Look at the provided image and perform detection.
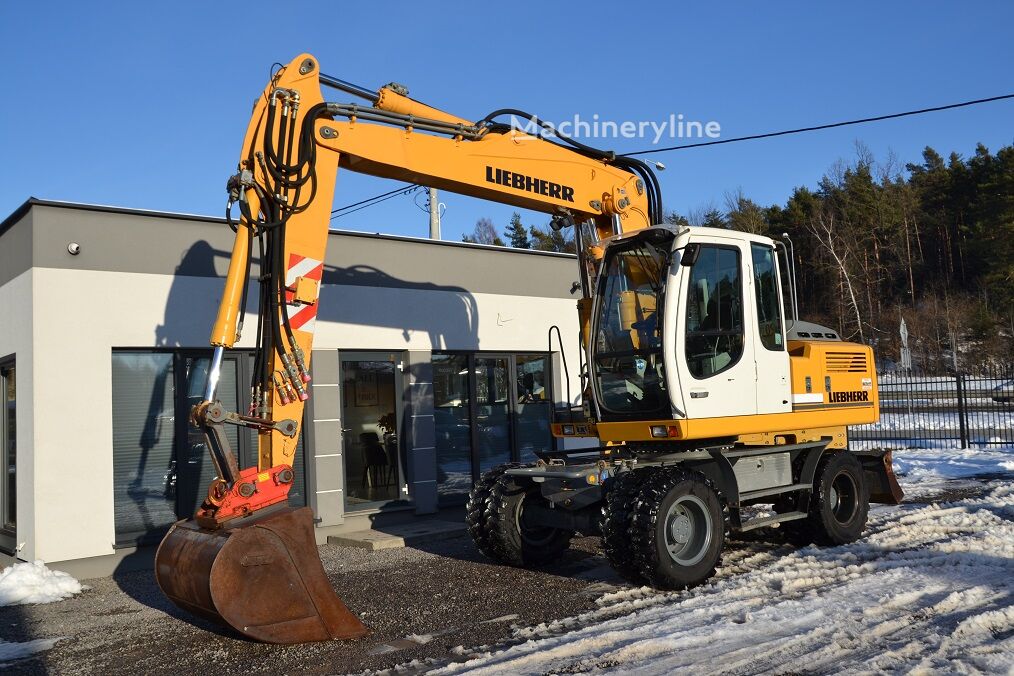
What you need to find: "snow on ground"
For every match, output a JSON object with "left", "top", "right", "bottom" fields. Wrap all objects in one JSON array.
[
  {"left": 0, "top": 560, "right": 84, "bottom": 606},
  {"left": 434, "top": 447, "right": 1014, "bottom": 675},
  {"left": 892, "top": 446, "right": 1014, "bottom": 498},
  {"left": 0, "top": 563, "right": 81, "bottom": 666},
  {"left": 0, "top": 638, "right": 63, "bottom": 668}
]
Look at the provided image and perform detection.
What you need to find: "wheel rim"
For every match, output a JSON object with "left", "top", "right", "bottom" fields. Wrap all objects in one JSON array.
[
  {"left": 829, "top": 471, "right": 858, "bottom": 524},
  {"left": 664, "top": 495, "right": 712, "bottom": 566}
]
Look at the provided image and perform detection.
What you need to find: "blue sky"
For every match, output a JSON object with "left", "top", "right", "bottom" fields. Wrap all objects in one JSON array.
[{"left": 2, "top": 2, "right": 1012, "bottom": 242}]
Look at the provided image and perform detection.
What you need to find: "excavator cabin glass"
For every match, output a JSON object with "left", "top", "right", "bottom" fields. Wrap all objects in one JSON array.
[{"left": 592, "top": 235, "right": 673, "bottom": 417}]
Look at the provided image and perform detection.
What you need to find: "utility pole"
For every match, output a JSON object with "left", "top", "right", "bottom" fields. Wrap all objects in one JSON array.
[{"left": 428, "top": 187, "right": 441, "bottom": 240}]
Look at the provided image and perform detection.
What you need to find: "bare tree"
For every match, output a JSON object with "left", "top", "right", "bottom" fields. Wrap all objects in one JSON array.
[{"left": 807, "top": 210, "right": 864, "bottom": 343}]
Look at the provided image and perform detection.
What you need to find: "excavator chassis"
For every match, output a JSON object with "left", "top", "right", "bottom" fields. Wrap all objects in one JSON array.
[
  {"left": 155, "top": 505, "right": 367, "bottom": 643},
  {"left": 468, "top": 443, "right": 903, "bottom": 590}
]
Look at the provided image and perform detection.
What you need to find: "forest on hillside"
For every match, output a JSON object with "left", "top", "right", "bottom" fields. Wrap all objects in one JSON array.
[{"left": 465, "top": 141, "right": 1014, "bottom": 371}]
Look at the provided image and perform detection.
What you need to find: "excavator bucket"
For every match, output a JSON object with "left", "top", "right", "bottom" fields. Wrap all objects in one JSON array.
[{"left": 155, "top": 505, "right": 368, "bottom": 643}]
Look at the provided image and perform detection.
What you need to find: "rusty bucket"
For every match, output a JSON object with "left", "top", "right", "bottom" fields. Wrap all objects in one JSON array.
[{"left": 155, "top": 506, "right": 368, "bottom": 643}]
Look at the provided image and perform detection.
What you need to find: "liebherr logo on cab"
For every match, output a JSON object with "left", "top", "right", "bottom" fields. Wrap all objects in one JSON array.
[
  {"left": 485, "top": 166, "right": 575, "bottom": 202},
  {"left": 829, "top": 390, "right": 870, "bottom": 403}
]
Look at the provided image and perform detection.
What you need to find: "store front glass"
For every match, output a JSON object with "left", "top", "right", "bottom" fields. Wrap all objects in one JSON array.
[{"left": 434, "top": 352, "right": 554, "bottom": 504}]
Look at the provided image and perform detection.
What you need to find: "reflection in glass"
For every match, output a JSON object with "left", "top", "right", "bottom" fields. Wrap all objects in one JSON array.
[
  {"left": 515, "top": 355, "right": 551, "bottom": 464},
  {"left": 433, "top": 354, "right": 472, "bottom": 503},
  {"left": 475, "top": 357, "right": 511, "bottom": 474},
  {"left": 112, "top": 353, "right": 177, "bottom": 544},
  {"left": 593, "top": 239, "right": 669, "bottom": 414},
  {"left": 751, "top": 243, "right": 784, "bottom": 352}
]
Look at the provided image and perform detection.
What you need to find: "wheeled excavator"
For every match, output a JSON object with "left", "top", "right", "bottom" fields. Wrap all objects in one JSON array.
[{"left": 155, "top": 54, "right": 904, "bottom": 644}]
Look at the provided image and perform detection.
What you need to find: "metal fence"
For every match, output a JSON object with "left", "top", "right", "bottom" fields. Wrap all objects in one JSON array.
[{"left": 850, "top": 365, "right": 1014, "bottom": 449}]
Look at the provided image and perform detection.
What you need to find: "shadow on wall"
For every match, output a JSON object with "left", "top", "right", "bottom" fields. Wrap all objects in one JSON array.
[
  {"left": 156, "top": 240, "right": 220, "bottom": 348},
  {"left": 320, "top": 264, "right": 480, "bottom": 350},
  {"left": 153, "top": 241, "right": 481, "bottom": 351}
]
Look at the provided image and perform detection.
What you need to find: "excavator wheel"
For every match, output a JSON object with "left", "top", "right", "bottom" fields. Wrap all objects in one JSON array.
[
  {"left": 466, "top": 463, "right": 518, "bottom": 560},
  {"left": 485, "top": 472, "right": 573, "bottom": 566},
  {"left": 155, "top": 505, "right": 368, "bottom": 644},
  {"left": 782, "top": 451, "right": 870, "bottom": 546},
  {"left": 601, "top": 468, "right": 651, "bottom": 585},
  {"left": 629, "top": 467, "right": 724, "bottom": 590}
]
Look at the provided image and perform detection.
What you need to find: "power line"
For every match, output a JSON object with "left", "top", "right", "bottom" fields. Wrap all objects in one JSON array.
[
  {"left": 328, "top": 92, "right": 1014, "bottom": 218},
  {"left": 330, "top": 184, "right": 419, "bottom": 220},
  {"left": 621, "top": 93, "right": 1014, "bottom": 157}
]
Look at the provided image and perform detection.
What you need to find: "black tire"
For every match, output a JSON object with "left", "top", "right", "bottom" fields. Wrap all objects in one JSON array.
[
  {"left": 786, "top": 451, "right": 869, "bottom": 546},
  {"left": 630, "top": 467, "right": 724, "bottom": 590},
  {"left": 466, "top": 463, "right": 517, "bottom": 559},
  {"left": 601, "top": 468, "right": 651, "bottom": 584},
  {"left": 486, "top": 473, "right": 573, "bottom": 566}
]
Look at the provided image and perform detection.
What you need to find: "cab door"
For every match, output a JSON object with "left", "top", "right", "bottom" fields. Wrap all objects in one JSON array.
[
  {"left": 749, "top": 243, "right": 792, "bottom": 414},
  {"left": 671, "top": 236, "right": 757, "bottom": 420}
]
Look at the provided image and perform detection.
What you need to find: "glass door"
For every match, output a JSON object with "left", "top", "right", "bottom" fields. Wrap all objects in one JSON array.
[
  {"left": 474, "top": 356, "right": 512, "bottom": 474},
  {"left": 434, "top": 352, "right": 555, "bottom": 505},
  {"left": 514, "top": 354, "right": 553, "bottom": 464},
  {"left": 340, "top": 354, "right": 405, "bottom": 510},
  {"left": 434, "top": 354, "right": 473, "bottom": 503}
]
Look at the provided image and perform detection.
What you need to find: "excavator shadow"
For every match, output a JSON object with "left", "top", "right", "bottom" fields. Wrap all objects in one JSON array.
[
  {"left": 386, "top": 521, "right": 627, "bottom": 586},
  {"left": 111, "top": 549, "right": 240, "bottom": 640}
]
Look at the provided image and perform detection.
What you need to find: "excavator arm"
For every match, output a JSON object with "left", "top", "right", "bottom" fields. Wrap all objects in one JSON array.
[{"left": 155, "top": 53, "right": 660, "bottom": 644}]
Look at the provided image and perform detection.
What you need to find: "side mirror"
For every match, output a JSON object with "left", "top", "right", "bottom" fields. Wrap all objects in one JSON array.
[{"left": 680, "top": 242, "right": 702, "bottom": 267}]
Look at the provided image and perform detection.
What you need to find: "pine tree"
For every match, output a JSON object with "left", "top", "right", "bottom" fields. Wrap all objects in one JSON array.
[
  {"left": 505, "top": 212, "right": 531, "bottom": 249},
  {"left": 529, "top": 223, "right": 574, "bottom": 253}
]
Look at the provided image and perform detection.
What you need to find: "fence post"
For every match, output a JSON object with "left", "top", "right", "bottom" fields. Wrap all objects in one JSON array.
[{"left": 955, "top": 373, "right": 969, "bottom": 448}]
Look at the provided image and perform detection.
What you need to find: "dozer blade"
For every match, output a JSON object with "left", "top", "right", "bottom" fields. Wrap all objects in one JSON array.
[{"left": 155, "top": 505, "right": 368, "bottom": 643}]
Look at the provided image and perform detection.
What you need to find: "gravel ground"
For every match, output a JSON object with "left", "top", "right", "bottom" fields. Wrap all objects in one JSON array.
[
  {"left": 0, "top": 531, "right": 621, "bottom": 675},
  {"left": 1, "top": 478, "right": 998, "bottom": 675}
]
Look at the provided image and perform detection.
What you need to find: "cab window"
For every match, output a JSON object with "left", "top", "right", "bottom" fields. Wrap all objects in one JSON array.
[
  {"left": 685, "top": 245, "right": 744, "bottom": 378},
  {"left": 750, "top": 244, "right": 784, "bottom": 351}
]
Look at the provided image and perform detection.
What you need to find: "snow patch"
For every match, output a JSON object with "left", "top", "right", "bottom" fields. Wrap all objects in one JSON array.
[
  {"left": 0, "top": 637, "right": 62, "bottom": 665},
  {"left": 0, "top": 561, "right": 84, "bottom": 606},
  {"left": 432, "top": 451, "right": 1014, "bottom": 675}
]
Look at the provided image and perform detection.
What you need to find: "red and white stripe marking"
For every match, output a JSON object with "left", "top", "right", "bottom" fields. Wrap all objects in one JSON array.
[{"left": 284, "top": 254, "right": 323, "bottom": 332}]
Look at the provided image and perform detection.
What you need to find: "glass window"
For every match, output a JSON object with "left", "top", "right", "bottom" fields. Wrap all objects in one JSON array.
[
  {"left": 515, "top": 355, "right": 551, "bottom": 464},
  {"left": 751, "top": 244, "right": 784, "bottom": 351},
  {"left": 112, "top": 350, "right": 306, "bottom": 545},
  {"left": 1, "top": 361, "right": 15, "bottom": 546},
  {"left": 433, "top": 354, "right": 472, "bottom": 503},
  {"left": 685, "top": 246, "right": 745, "bottom": 378},
  {"left": 112, "top": 352, "right": 178, "bottom": 544},
  {"left": 593, "top": 240, "right": 670, "bottom": 414}
]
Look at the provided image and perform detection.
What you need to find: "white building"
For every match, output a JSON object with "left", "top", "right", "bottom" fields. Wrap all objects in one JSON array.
[{"left": 0, "top": 199, "right": 584, "bottom": 577}]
